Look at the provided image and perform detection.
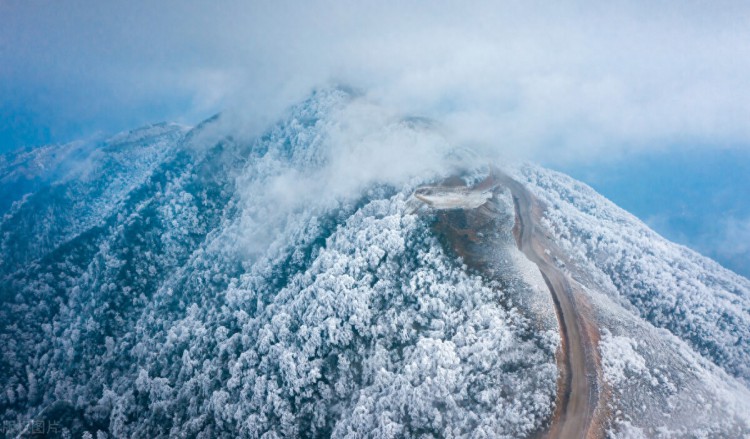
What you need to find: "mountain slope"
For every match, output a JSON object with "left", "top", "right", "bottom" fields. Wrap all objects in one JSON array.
[
  {"left": 0, "top": 90, "right": 558, "bottom": 438},
  {"left": 0, "top": 123, "right": 188, "bottom": 277},
  {"left": 509, "top": 164, "right": 750, "bottom": 437},
  {"left": 512, "top": 164, "right": 750, "bottom": 384},
  {"left": 1, "top": 89, "right": 749, "bottom": 438}
]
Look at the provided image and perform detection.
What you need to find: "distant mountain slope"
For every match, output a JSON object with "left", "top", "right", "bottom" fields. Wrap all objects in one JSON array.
[{"left": 0, "top": 123, "right": 188, "bottom": 277}]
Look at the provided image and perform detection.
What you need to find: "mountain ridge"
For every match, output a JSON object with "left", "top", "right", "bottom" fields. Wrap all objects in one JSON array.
[{"left": 1, "top": 89, "right": 749, "bottom": 438}]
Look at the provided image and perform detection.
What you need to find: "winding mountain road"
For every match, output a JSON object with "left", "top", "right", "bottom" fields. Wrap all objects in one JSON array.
[
  {"left": 415, "top": 170, "right": 603, "bottom": 439},
  {"left": 497, "top": 172, "right": 601, "bottom": 439}
]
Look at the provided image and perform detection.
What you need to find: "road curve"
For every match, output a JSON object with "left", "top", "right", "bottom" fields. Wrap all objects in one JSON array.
[{"left": 497, "top": 172, "right": 601, "bottom": 439}]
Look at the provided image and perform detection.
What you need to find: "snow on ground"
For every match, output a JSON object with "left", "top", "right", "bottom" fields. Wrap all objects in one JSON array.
[
  {"left": 508, "top": 163, "right": 750, "bottom": 437},
  {"left": 511, "top": 163, "right": 750, "bottom": 385},
  {"left": 3, "top": 87, "right": 750, "bottom": 437},
  {"left": 0, "top": 90, "right": 558, "bottom": 438},
  {"left": 596, "top": 295, "right": 750, "bottom": 438},
  {"left": 0, "top": 123, "right": 189, "bottom": 277},
  {"left": 413, "top": 186, "right": 494, "bottom": 210},
  {"left": 599, "top": 330, "right": 651, "bottom": 388}
]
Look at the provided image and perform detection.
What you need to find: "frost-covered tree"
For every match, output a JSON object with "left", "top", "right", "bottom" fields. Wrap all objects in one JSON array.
[{"left": 1, "top": 89, "right": 557, "bottom": 438}]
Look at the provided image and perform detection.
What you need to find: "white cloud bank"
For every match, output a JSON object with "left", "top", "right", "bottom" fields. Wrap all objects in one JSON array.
[{"left": 3, "top": 0, "right": 750, "bottom": 162}]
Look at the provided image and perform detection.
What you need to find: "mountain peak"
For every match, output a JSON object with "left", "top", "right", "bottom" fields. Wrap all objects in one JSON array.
[{"left": 1, "top": 91, "right": 749, "bottom": 438}]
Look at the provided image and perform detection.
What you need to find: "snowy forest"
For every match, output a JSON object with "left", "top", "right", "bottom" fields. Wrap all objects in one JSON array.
[{"left": 2, "top": 88, "right": 750, "bottom": 438}]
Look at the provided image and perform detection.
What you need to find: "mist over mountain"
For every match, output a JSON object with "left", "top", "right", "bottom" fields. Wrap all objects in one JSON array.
[{"left": 1, "top": 89, "right": 749, "bottom": 438}]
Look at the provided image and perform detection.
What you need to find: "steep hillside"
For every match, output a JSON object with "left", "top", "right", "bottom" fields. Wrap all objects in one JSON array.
[
  {"left": 1, "top": 89, "right": 749, "bottom": 438},
  {"left": 0, "top": 90, "right": 558, "bottom": 438}
]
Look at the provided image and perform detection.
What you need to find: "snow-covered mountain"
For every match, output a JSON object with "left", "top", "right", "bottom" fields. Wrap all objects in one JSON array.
[{"left": 1, "top": 88, "right": 749, "bottom": 438}]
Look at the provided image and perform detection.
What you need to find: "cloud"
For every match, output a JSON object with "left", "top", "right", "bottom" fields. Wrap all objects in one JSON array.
[
  {"left": 721, "top": 217, "right": 750, "bottom": 257},
  {"left": 3, "top": 0, "right": 750, "bottom": 161},
  {"left": 714, "top": 215, "right": 750, "bottom": 275}
]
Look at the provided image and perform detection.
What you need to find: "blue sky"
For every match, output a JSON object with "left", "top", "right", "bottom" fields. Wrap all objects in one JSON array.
[{"left": 2, "top": 0, "right": 749, "bottom": 276}]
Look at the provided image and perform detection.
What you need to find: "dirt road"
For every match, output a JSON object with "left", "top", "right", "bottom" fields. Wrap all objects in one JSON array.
[
  {"left": 416, "top": 170, "right": 602, "bottom": 439},
  {"left": 497, "top": 172, "right": 601, "bottom": 439}
]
